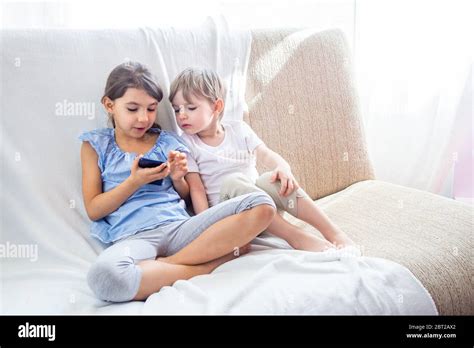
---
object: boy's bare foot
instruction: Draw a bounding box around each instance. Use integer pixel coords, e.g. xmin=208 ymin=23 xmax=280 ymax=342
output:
xmin=291 ymin=231 xmax=336 ymax=252
xmin=329 ymin=231 xmax=356 ymax=249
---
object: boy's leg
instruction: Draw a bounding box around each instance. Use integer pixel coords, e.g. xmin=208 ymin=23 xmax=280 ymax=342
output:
xmin=220 ymin=173 xmax=332 ymax=251
xmin=219 ymin=172 xmax=264 ymax=202
xmin=162 ymin=192 xmax=276 ymax=266
xmin=294 ymin=196 xmax=355 ymax=248
xmin=256 ymin=172 xmax=355 ymax=248
xmin=221 ymin=173 xmax=333 ymax=252
xmin=265 ymin=212 xmax=334 ymax=252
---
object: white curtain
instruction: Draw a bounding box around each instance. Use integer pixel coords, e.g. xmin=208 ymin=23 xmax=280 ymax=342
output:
xmin=354 ymin=0 xmax=473 ymax=198
xmin=2 ymin=0 xmax=472 ymax=199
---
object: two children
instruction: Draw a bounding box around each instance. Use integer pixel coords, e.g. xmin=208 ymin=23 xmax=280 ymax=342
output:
xmin=80 ymin=62 xmax=276 ymax=302
xmin=81 ymin=62 xmax=355 ymax=302
xmin=168 ymin=68 xmax=355 ymax=254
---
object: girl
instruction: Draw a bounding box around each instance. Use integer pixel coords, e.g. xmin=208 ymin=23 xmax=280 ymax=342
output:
xmin=169 ymin=68 xmax=357 ymax=253
xmin=80 ymin=62 xmax=276 ymax=302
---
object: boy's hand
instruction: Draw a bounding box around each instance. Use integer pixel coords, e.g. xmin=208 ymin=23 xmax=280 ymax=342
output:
xmin=270 ymin=166 xmax=300 ymax=197
xmin=168 ymin=151 xmax=188 ymax=181
xmin=130 ymin=154 xmax=170 ymax=187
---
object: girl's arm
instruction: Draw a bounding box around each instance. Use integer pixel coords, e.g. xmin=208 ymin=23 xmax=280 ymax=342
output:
xmin=255 ymin=143 xmax=299 ymax=197
xmin=81 ymin=142 xmax=169 ymax=221
xmin=185 ymin=172 xmax=209 ymax=214
xmin=81 ymin=142 xmax=139 ymax=221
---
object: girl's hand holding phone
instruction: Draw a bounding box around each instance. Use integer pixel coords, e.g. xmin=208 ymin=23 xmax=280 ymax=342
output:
xmin=130 ymin=154 xmax=170 ymax=186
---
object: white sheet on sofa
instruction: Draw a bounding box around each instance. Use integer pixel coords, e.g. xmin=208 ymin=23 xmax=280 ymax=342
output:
xmin=2 ymin=234 xmax=437 ymax=315
xmin=142 ymin=242 xmax=438 ymax=315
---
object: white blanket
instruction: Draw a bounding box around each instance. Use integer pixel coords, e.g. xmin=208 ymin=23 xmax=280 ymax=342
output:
xmin=0 ymin=22 xmax=437 ymax=315
xmin=142 ymin=238 xmax=437 ymax=315
xmin=2 ymin=234 xmax=438 ymax=315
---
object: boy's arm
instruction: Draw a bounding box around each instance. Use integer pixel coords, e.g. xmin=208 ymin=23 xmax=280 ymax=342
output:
xmin=255 ymin=143 xmax=292 ymax=172
xmin=255 ymin=143 xmax=299 ymax=196
xmin=171 ymin=177 xmax=190 ymax=200
xmin=185 ymin=172 xmax=209 ymax=214
xmin=169 ymin=150 xmax=190 ymax=200
xmin=241 ymin=115 xmax=291 ymax=172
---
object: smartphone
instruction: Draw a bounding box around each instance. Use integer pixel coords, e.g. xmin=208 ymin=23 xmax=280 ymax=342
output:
xmin=138 ymin=157 xmax=167 ymax=185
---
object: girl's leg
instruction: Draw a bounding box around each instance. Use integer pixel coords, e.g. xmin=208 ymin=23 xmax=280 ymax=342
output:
xmin=87 ymin=231 xmax=252 ymax=302
xmin=162 ymin=192 xmax=276 ymax=266
xmin=87 ymin=238 xmax=158 ymax=302
xmin=89 ymin=192 xmax=273 ymax=302
xmin=134 ymin=245 xmax=251 ymax=300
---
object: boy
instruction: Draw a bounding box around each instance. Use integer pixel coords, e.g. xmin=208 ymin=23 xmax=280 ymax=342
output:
xmin=170 ymin=68 xmax=356 ymax=251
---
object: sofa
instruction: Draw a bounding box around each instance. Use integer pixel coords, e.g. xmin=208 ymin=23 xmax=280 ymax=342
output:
xmin=1 ymin=27 xmax=472 ymax=315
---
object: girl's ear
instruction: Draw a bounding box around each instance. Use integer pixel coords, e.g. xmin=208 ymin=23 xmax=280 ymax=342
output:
xmin=213 ymin=98 xmax=224 ymax=115
xmin=102 ymin=96 xmax=115 ymax=113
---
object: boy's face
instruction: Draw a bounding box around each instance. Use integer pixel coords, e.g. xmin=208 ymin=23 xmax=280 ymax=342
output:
xmin=104 ymin=88 xmax=158 ymax=138
xmin=172 ymin=90 xmax=221 ymax=136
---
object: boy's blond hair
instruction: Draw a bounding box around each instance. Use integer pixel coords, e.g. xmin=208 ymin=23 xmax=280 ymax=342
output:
xmin=169 ymin=68 xmax=226 ymax=118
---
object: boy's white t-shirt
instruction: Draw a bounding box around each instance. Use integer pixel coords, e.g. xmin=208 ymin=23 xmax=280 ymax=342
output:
xmin=181 ymin=120 xmax=264 ymax=207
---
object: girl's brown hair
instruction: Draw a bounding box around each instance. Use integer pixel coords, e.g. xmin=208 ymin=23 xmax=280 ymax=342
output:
xmin=102 ymin=61 xmax=163 ymax=130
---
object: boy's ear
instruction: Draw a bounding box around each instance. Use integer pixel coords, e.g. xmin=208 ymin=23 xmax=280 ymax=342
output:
xmin=102 ymin=96 xmax=114 ymax=113
xmin=214 ymin=98 xmax=224 ymax=115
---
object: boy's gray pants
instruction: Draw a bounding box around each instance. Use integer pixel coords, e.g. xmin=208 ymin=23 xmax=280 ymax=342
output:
xmin=220 ymin=171 xmax=309 ymax=217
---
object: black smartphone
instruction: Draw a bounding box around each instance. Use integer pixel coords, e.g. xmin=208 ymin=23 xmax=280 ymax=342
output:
xmin=138 ymin=157 xmax=167 ymax=185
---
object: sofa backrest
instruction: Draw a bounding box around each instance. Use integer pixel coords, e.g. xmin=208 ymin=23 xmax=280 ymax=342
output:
xmin=246 ymin=29 xmax=374 ymax=199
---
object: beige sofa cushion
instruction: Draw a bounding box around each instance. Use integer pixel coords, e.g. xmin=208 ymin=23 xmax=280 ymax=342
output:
xmin=246 ymin=29 xmax=374 ymax=200
xmin=283 ymin=180 xmax=473 ymax=315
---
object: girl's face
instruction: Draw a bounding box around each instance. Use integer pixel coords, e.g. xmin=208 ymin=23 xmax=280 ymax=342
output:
xmin=171 ymin=90 xmax=222 ymax=136
xmin=104 ymin=88 xmax=158 ymax=138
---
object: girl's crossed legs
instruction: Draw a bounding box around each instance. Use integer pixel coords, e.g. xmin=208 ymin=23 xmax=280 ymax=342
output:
xmin=87 ymin=191 xmax=275 ymax=302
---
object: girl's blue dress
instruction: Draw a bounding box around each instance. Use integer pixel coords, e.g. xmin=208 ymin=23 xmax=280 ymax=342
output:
xmin=78 ymin=127 xmax=190 ymax=243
